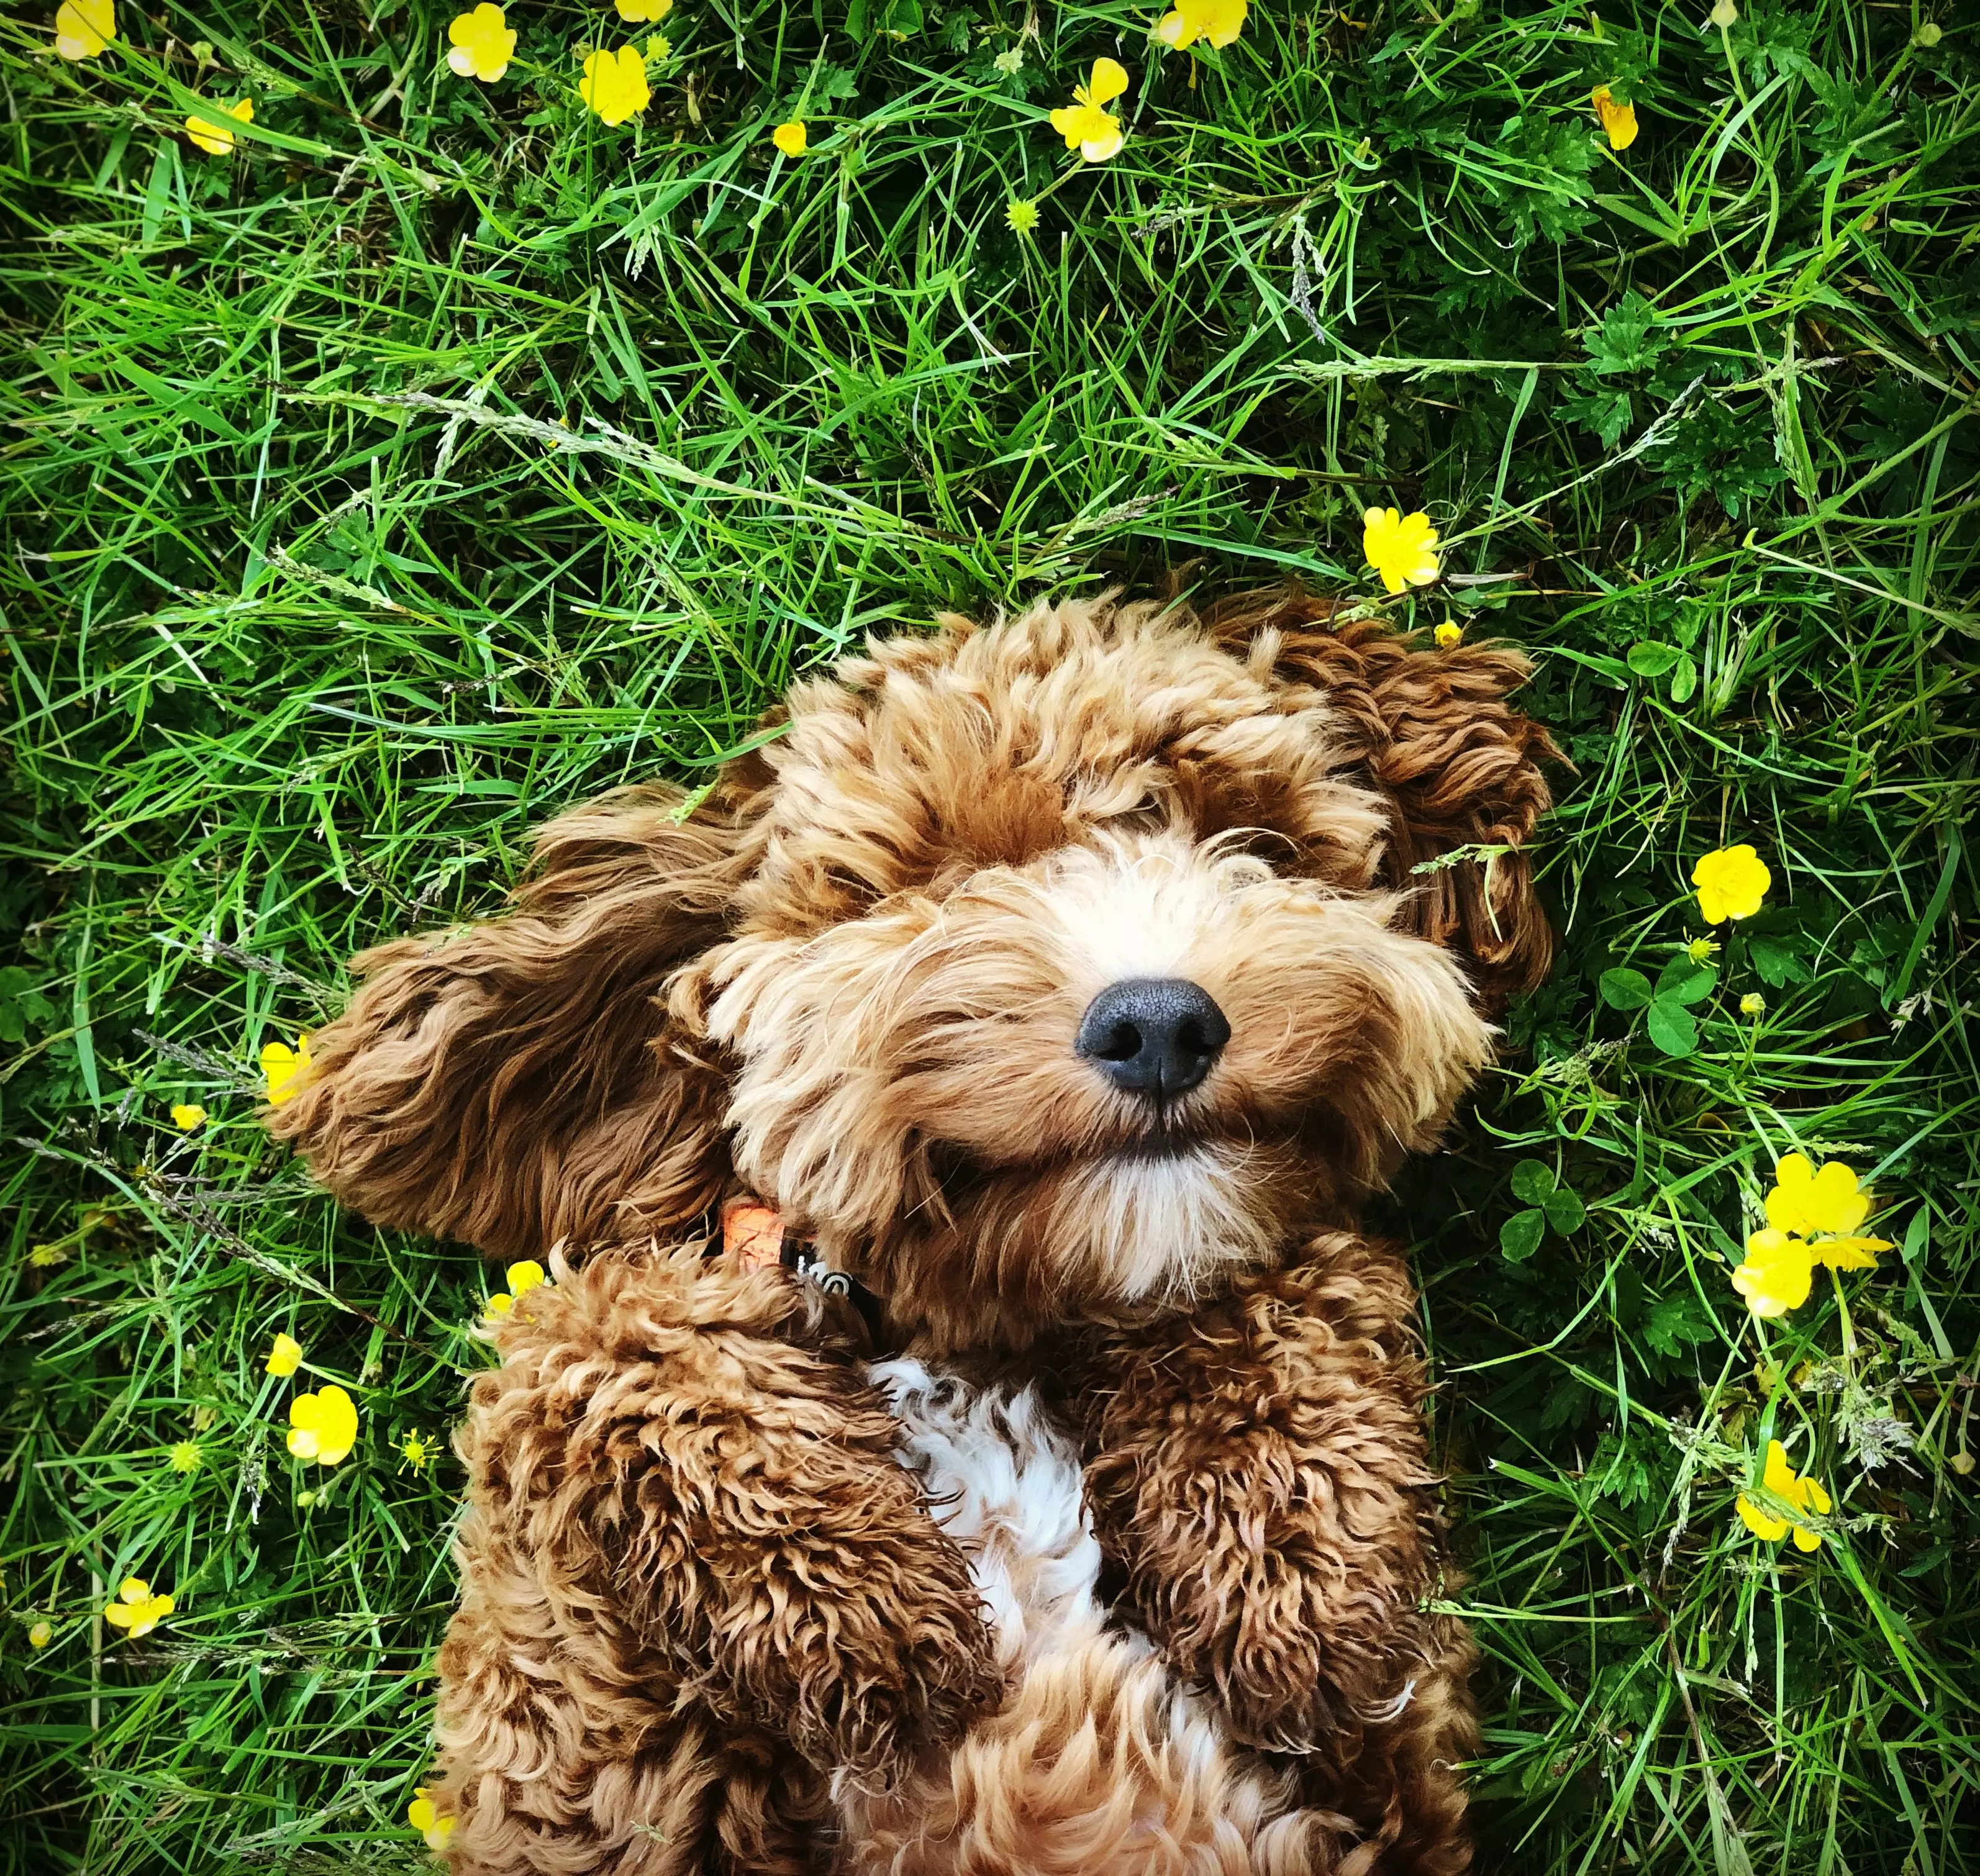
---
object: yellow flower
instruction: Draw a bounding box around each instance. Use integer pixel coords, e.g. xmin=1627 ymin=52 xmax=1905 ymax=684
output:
xmin=1049 ymin=58 xmax=1130 ymax=164
xmin=400 ymin=1432 xmax=432 ymax=1472
xmin=484 ymin=1259 xmax=550 ymax=1320
xmin=1362 ymin=507 xmax=1442 ymax=594
xmin=409 ymin=1788 xmax=456 ymax=1853
xmin=29 ymin=1620 xmax=53 ymax=1649
xmin=1591 ymin=84 xmax=1639 ymax=152
xmin=579 ymin=43 xmax=650 ymax=125
xmin=1764 ymin=1153 xmax=1870 ymax=1237
xmin=772 ymin=119 xmax=807 ymax=157
xmin=447 ymin=4 xmax=515 ymax=82
xmin=1691 ymin=845 xmax=1770 ymax=924
xmin=261 ymin=1034 xmax=313 ymax=1105
xmin=265 ymin=1331 xmax=303 ymax=1377
xmin=1005 ymin=197 xmax=1040 ymax=234
xmin=170 ymin=1103 xmax=207 ymax=1131
xmin=104 ymin=1577 xmax=175 ymax=1639
xmin=1736 ymin=1439 xmax=1832 ymax=1551
xmin=1730 ymin=1228 xmax=1813 ymax=1319
xmin=288 ymin=1384 xmax=360 ymax=1466
xmin=30 ymin=1244 xmax=65 ymax=1267
xmin=1809 ymin=1235 xmax=1889 ymax=1271
xmin=615 ymin=0 xmax=670 ymax=17
xmin=168 ymin=1441 xmax=202 ymax=1474
xmin=1687 ymin=936 xmax=1720 ymax=965
xmin=1433 ymin=620 xmax=1463 ymax=649
xmin=1155 ymin=0 xmax=1247 ymax=51
xmin=54 ymin=0 xmax=114 ymax=60
xmin=186 ymin=97 xmax=254 ymax=156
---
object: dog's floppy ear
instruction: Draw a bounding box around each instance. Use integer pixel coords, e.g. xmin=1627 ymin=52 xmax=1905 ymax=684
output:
xmin=1206 ymin=587 xmax=1561 ymax=1004
xmin=268 ymin=784 xmax=751 ymax=1261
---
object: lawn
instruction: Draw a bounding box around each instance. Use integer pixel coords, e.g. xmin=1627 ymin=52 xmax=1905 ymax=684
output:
xmin=2 ymin=0 xmax=1977 ymax=1870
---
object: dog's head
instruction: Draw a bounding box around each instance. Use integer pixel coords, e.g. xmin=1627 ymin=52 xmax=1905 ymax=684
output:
xmin=278 ymin=591 xmax=1556 ymax=1351
xmin=674 ymin=591 xmax=1555 ymax=1347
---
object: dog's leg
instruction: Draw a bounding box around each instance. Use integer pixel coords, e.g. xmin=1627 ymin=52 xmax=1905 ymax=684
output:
xmin=1056 ymin=1233 xmax=1477 ymax=1876
xmin=427 ymin=1244 xmax=1004 ymax=1875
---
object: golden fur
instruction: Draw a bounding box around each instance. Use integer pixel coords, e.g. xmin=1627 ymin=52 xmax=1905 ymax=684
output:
xmin=267 ymin=589 xmax=1557 ymax=1874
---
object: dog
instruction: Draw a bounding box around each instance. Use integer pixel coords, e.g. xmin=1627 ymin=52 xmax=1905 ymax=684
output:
xmin=268 ymin=587 xmax=1556 ymax=1875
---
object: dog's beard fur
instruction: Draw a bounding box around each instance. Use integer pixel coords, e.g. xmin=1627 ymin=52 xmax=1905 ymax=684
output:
xmin=689 ymin=827 xmax=1492 ymax=1351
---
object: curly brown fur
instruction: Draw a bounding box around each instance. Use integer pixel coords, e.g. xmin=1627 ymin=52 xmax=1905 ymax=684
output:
xmin=1051 ymin=1235 xmax=1479 ymax=1875
xmin=272 ymin=587 xmax=1556 ymax=1875
xmin=435 ymin=1243 xmax=1003 ymax=1875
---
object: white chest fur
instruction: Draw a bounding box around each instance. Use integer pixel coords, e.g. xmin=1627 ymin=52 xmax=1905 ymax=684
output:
xmin=841 ymin=1362 xmax=1351 ymax=1876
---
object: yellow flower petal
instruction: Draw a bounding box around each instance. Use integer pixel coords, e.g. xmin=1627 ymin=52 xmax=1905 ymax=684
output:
xmin=186 ymin=97 xmax=253 ymax=157
xmin=1085 ymin=57 xmax=1130 ymax=104
xmin=504 ymin=1260 xmax=547 ymax=1297
xmin=1591 ymin=84 xmax=1640 ymax=151
xmin=772 ymin=119 xmax=807 ymax=157
xmin=1433 ymin=620 xmax=1463 ymax=649
xmin=1730 ymin=1228 xmax=1813 ymax=1318
xmin=1362 ymin=507 xmax=1442 ymax=594
xmin=615 ymin=0 xmax=671 ymax=17
xmin=29 ymin=1620 xmax=52 ymax=1649
xmin=266 ymin=1331 xmax=303 ymax=1377
xmin=579 ymin=43 xmax=650 ymax=125
xmin=119 ymin=1577 xmax=150 ymax=1603
xmin=446 ymin=3 xmax=515 ymax=83
xmin=170 ymin=1103 xmax=207 ymax=1131
xmin=484 ymin=1290 xmax=514 ymax=1316
xmin=261 ymin=1034 xmax=314 ymax=1105
xmin=54 ymin=0 xmax=115 ymax=60
xmin=1691 ymin=845 xmax=1770 ymax=923
xmin=1764 ymin=1153 xmax=1870 ymax=1236
xmin=1736 ymin=1492 xmax=1787 ymax=1542
xmin=288 ymin=1385 xmax=359 ymax=1466
xmin=1155 ymin=0 xmax=1247 ymax=50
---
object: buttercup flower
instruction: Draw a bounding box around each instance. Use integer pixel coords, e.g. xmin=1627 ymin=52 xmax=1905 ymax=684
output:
xmin=1737 ymin=1439 xmax=1832 ymax=1551
xmin=1731 ymin=1228 xmax=1813 ymax=1319
xmin=54 ymin=0 xmax=114 ymax=60
xmin=401 ymin=1432 xmax=432 ymax=1472
xmin=772 ymin=119 xmax=807 ymax=157
xmin=29 ymin=1620 xmax=53 ymax=1649
xmin=168 ymin=1441 xmax=202 ymax=1474
xmin=1692 ymin=845 xmax=1770 ymax=923
xmin=1433 ymin=620 xmax=1463 ymax=649
xmin=1740 ymin=992 xmax=1765 ymax=1016
xmin=486 ymin=1259 xmax=549 ymax=1318
xmin=288 ymin=1385 xmax=360 ymax=1466
xmin=1710 ymin=0 xmax=1738 ymax=25
xmin=447 ymin=4 xmax=515 ymax=82
xmin=1765 ymin=1153 xmax=1870 ymax=1238
xmin=265 ymin=1331 xmax=302 ymax=1377
xmin=170 ymin=1103 xmax=207 ymax=1131
xmin=1005 ymin=197 xmax=1040 ymax=234
xmin=409 ymin=1787 xmax=455 ymax=1853
xmin=615 ymin=0 xmax=670 ymax=18
xmin=580 ymin=44 xmax=650 ymax=125
xmin=186 ymin=97 xmax=254 ymax=156
xmin=104 ymin=1577 xmax=174 ymax=1639
xmin=1363 ymin=507 xmax=1442 ymax=594
xmin=1049 ymin=58 xmax=1130 ymax=163
xmin=261 ymin=1034 xmax=312 ymax=1105
xmin=1687 ymin=936 xmax=1720 ymax=964
xmin=1591 ymin=84 xmax=1639 ymax=151
xmin=1155 ymin=0 xmax=1247 ymax=52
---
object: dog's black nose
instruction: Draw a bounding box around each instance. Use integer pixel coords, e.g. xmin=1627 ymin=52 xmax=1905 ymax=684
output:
xmin=1075 ymin=978 xmax=1230 ymax=1101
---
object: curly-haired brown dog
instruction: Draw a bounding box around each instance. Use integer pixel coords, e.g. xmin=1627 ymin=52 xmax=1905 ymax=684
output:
xmin=269 ymin=588 xmax=1556 ymax=1876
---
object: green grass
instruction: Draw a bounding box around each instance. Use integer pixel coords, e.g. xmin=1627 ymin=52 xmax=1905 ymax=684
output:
xmin=2 ymin=0 xmax=1977 ymax=1869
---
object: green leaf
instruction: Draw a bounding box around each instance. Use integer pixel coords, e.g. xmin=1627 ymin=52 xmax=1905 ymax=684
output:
xmin=1655 ymin=957 xmax=1718 ymax=1005
xmin=1599 ymin=967 xmax=1654 ymax=1010
xmin=1669 ymin=651 xmax=1698 ymax=703
xmin=1544 ymin=1187 xmax=1586 ymax=1234
xmin=1501 ymin=1209 xmax=1548 ymax=1262
xmin=1627 ymin=640 xmax=1682 ymax=677
xmin=1646 ymin=998 xmax=1699 ymax=1056
xmin=1748 ymin=934 xmax=1810 ymax=987
xmin=1511 ymin=1158 xmax=1557 ymax=1204
xmin=1584 ymin=289 xmax=1671 ymax=376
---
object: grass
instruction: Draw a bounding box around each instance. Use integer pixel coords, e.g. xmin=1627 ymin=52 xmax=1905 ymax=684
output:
xmin=2 ymin=0 xmax=1977 ymax=1869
